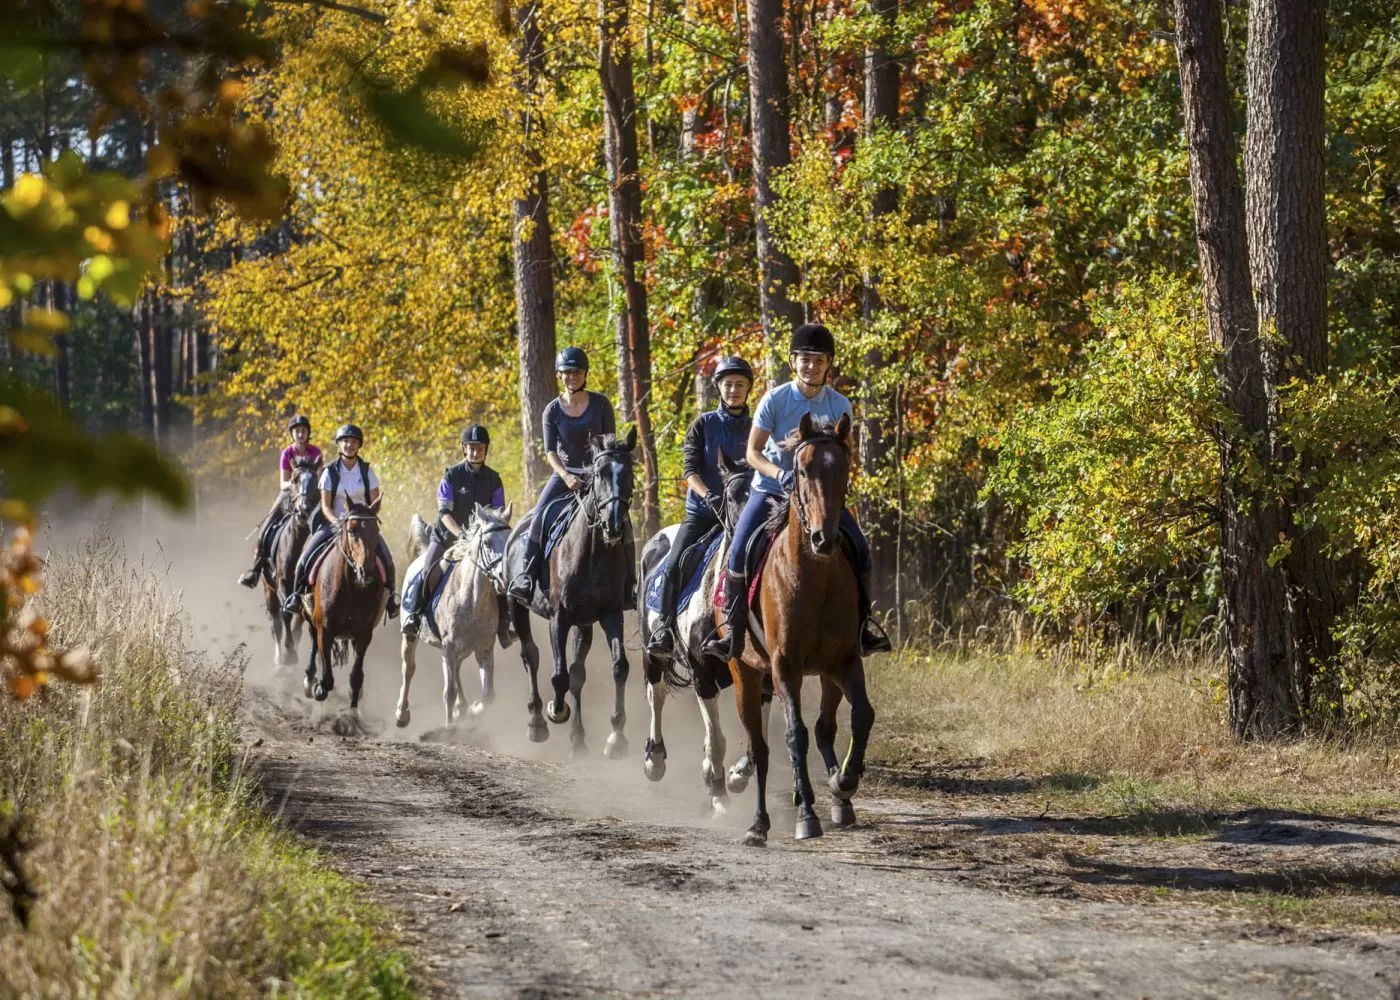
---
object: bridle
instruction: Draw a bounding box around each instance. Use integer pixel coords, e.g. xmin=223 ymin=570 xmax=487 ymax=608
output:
xmin=338 ymin=511 xmax=380 ymax=585
xmin=466 ymin=519 xmax=511 ymax=590
xmin=789 ymin=433 xmax=846 ymax=532
xmin=580 ymin=449 xmax=633 ymax=532
xmin=292 ymin=465 xmax=319 ymax=523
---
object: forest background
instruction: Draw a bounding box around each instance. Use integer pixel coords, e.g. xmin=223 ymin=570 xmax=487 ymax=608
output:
xmin=3 ymin=0 xmax=1400 ymax=736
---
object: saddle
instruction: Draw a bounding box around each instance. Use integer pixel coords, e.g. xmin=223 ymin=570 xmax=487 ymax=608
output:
xmin=644 ymin=526 xmax=721 ymax=615
xmin=307 ymin=533 xmax=389 ymax=590
xmin=505 ymin=494 xmax=578 ymax=600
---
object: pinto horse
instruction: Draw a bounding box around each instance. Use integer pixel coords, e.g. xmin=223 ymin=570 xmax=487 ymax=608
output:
xmin=638 ymin=453 xmax=765 ymax=813
xmin=264 ymin=459 xmax=320 ymax=666
xmin=503 ymin=428 xmax=636 ymax=755
xmin=723 ymin=412 xmax=875 ymax=846
xmin=302 ymin=500 xmax=388 ymax=707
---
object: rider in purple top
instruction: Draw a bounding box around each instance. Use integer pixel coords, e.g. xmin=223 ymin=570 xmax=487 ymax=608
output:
xmin=238 ymin=414 xmax=324 ymax=588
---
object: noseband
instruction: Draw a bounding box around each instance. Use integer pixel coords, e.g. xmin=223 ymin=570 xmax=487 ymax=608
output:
xmin=339 ymin=512 xmax=380 ymax=584
xmin=789 ymin=434 xmax=845 ymax=532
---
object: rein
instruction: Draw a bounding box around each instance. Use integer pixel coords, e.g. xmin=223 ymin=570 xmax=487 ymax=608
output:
xmin=788 ymin=433 xmax=845 ymax=531
xmin=338 ymin=512 xmax=380 ymax=585
xmin=579 ymin=451 xmax=633 ymax=532
xmin=467 ymin=521 xmax=511 ymax=589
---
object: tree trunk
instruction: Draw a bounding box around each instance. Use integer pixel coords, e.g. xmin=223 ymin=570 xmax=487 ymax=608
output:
xmin=859 ymin=0 xmax=900 ymax=615
xmin=1244 ymin=0 xmax=1339 ymax=713
xmin=600 ymin=0 xmax=661 ymax=539
xmin=136 ymin=290 xmax=155 ymax=436
xmin=512 ymin=2 xmax=559 ymax=495
xmin=746 ymin=0 xmax=804 ymax=368
xmin=1 ymin=134 xmax=16 ymax=353
xmin=1173 ymin=0 xmax=1298 ymax=738
xmin=52 ymin=282 xmax=71 ymax=409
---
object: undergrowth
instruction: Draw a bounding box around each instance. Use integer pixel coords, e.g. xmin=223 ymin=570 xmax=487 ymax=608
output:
xmin=0 ymin=532 xmax=415 ymax=998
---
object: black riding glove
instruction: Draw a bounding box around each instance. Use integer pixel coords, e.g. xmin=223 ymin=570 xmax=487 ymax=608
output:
xmin=704 ymin=493 xmax=725 ymax=521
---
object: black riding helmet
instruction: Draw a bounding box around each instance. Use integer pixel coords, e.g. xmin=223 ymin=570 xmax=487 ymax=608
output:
xmin=555 ymin=346 xmax=590 ymax=372
xmin=335 ymin=423 xmax=363 ymax=443
xmin=712 ymin=355 xmax=754 ymax=385
xmin=460 ymin=424 xmax=490 ymax=448
xmin=791 ymin=323 xmax=836 ymax=357
xmin=288 ymin=414 xmax=311 ymax=433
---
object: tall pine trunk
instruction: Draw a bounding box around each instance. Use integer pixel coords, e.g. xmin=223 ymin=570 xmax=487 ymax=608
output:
xmin=746 ymin=0 xmax=804 ymax=368
xmin=1173 ymin=0 xmax=1297 ymax=738
xmin=512 ymin=2 xmax=559 ymax=495
xmin=1244 ymin=0 xmax=1340 ymax=713
xmin=859 ymin=0 xmax=901 ymax=620
xmin=599 ymin=0 xmax=661 ymax=538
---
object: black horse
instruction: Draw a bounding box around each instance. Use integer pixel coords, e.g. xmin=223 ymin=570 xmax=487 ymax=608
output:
xmin=503 ymin=428 xmax=637 ymax=755
xmin=264 ymin=459 xmax=321 ymax=666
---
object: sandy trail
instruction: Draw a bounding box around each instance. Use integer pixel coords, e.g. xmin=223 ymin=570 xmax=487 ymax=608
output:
xmin=56 ymin=501 xmax=1400 ymax=998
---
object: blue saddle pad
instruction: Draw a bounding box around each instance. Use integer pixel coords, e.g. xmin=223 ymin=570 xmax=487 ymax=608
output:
xmin=644 ymin=532 xmax=721 ymax=615
xmin=540 ymin=495 xmax=578 ymax=564
xmin=416 ymin=558 xmax=460 ymax=641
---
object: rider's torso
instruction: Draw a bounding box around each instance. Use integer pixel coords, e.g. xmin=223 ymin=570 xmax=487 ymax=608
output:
xmin=684 ymin=406 xmax=751 ymax=515
xmin=543 ymin=392 xmax=616 ymax=471
xmin=436 ymin=462 xmax=505 ymax=541
xmin=752 ymin=382 xmax=853 ymax=497
xmin=321 ymin=458 xmax=379 ymax=518
xmin=280 ymin=443 xmax=323 ymax=473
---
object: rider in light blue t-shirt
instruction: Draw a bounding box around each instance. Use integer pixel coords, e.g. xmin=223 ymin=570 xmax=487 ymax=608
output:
xmin=702 ymin=323 xmax=893 ymax=662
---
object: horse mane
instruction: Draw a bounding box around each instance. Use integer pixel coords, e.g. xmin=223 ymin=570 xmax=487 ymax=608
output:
xmin=291 ymin=455 xmax=321 ymax=471
xmin=473 ymin=504 xmax=511 ymax=528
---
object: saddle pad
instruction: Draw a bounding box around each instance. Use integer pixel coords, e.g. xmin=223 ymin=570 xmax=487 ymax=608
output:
xmin=540 ymin=495 xmax=577 ymax=564
xmin=425 ymin=559 xmax=460 ymax=641
xmin=309 ymin=539 xmax=389 ymax=590
xmin=644 ymin=531 xmax=721 ymax=615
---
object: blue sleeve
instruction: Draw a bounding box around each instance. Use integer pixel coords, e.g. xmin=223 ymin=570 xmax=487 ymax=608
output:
xmin=491 ymin=485 xmax=505 ymax=508
xmin=754 ymin=387 xmax=779 ymax=434
xmin=436 ymin=475 xmax=453 ymax=513
xmin=542 ymin=401 xmax=559 ymax=456
xmin=840 ymin=394 xmax=855 ymax=425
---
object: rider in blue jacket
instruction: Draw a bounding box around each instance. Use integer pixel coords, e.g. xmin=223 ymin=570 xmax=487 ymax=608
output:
xmin=702 ymin=324 xmax=892 ymax=661
xmin=647 ymin=355 xmax=753 ymax=657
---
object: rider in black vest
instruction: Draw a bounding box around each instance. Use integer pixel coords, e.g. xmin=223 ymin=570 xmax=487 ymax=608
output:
xmin=402 ymin=424 xmax=512 ymax=645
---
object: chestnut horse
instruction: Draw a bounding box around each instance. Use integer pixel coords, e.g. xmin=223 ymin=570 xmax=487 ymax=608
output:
xmin=722 ymin=412 xmax=875 ymax=846
xmin=263 ymin=459 xmax=320 ymax=666
xmin=302 ymin=500 xmax=387 ymax=708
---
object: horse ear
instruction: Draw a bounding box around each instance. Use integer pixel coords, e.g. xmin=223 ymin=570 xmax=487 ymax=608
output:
xmin=624 ymin=425 xmax=637 ymax=451
xmin=717 ymin=451 xmax=733 ymax=477
xmin=369 ymin=496 xmax=383 ymax=515
xmin=473 ymin=502 xmax=486 ymax=522
xmin=836 ymin=412 xmax=852 ymax=441
xmin=799 ymin=412 xmax=815 ymax=440
xmin=504 ymin=501 xmax=514 ymax=521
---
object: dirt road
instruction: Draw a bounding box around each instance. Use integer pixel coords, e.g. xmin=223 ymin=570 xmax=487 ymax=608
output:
xmin=102 ymin=505 xmax=1400 ymax=997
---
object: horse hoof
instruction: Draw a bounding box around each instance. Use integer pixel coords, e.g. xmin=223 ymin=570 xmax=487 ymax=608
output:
xmin=303 ymin=676 xmax=314 ymax=699
xmin=546 ymin=701 xmax=571 ymax=725
xmin=395 ymin=709 xmax=410 ymax=729
xmin=827 ymin=771 xmax=856 ymax=800
xmin=795 ymin=815 xmax=824 ymax=841
xmin=831 ymin=798 xmax=856 ymax=828
xmin=709 ymin=796 xmax=729 ymax=818
xmin=570 ymin=740 xmax=589 ymax=759
xmin=469 ymin=700 xmax=488 ymax=717
xmin=527 ymin=719 xmax=549 ymax=743
xmin=726 ymin=757 xmax=753 ymax=795
xmin=642 ymin=740 xmax=666 ymax=781
xmin=743 ymin=827 xmax=768 ymax=848
xmin=313 ymin=684 xmax=330 ymax=702
xmin=603 ymin=732 xmax=628 ymax=759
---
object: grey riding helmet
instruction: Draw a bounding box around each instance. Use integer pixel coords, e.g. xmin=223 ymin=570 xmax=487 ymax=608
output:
xmin=335 ymin=423 xmax=363 ymax=443
xmin=555 ymin=346 xmax=589 ymax=372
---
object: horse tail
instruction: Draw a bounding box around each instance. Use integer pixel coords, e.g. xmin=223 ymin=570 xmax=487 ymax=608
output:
xmin=408 ymin=513 xmax=431 ymax=559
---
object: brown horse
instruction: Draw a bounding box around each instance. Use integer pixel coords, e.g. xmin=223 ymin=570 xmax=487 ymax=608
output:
xmin=302 ymin=500 xmax=388 ymax=708
xmin=263 ymin=459 xmax=320 ymax=666
xmin=724 ymin=412 xmax=875 ymax=846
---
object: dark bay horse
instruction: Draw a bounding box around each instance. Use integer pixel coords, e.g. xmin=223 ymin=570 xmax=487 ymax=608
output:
xmin=503 ymin=428 xmax=636 ymax=755
xmin=264 ymin=459 xmax=320 ymax=666
xmin=723 ymin=413 xmax=875 ymax=846
xmin=301 ymin=500 xmax=388 ymax=709
xmin=638 ymin=453 xmax=758 ymax=813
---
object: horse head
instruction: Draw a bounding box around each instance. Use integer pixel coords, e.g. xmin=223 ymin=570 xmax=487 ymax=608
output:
xmin=715 ymin=451 xmax=752 ymax=534
xmin=469 ymin=502 xmax=513 ymax=582
xmin=793 ymin=412 xmax=851 ymax=559
xmin=339 ymin=500 xmax=382 ymax=585
xmin=585 ymin=427 xmax=636 ymax=544
xmin=291 ymin=459 xmax=321 ymax=523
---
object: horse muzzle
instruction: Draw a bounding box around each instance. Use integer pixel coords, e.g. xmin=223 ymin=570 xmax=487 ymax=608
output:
xmin=809 ymin=530 xmax=837 ymax=559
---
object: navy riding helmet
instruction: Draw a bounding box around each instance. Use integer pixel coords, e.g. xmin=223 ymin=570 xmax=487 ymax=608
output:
xmin=461 ymin=423 xmax=490 ymax=447
xmin=555 ymin=346 xmax=589 ymax=372
xmin=791 ymin=322 xmax=836 ymax=357
xmin=712 ymin=355 xmax=754 ymax=385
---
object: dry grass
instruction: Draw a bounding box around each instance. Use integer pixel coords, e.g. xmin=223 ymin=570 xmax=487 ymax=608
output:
xmin=0 ymin=532 xmax=414 ymax=998
xmin=867 ymin=646 xmax=1400 ymax=814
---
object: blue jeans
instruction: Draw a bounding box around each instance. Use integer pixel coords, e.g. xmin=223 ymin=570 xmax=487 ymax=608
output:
xmin=726 ymin=491 xmax=871 ymax=577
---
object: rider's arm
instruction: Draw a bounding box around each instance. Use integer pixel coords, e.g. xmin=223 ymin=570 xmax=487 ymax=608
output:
xmin=320 ymin=489 xmax=336 ymax=523
xmin=746 ymin=425 xmax=783 ymax=482
xmin=368 ymin=486 xmax=382 ymax=513
xmin=682 ymin=417 xmax=710 ymax=497
xmin=278 ymin=449 xmax=293 ymax=490
xmin=441 ymin=513 xmax=464 ymax=538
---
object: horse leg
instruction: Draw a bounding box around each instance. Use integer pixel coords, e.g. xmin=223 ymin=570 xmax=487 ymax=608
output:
xmin=471 ymin=646 xmax=494 ymax=716
xmin=314 ymin=625 xmax=336 ymax=701
xmin=267 ymin=592 xmax=284 ymax=665
xmin=441 ymin=643 xmax=459 ymax=727
xmin=600 ymin=611 xmax=628 ymax=760
xmin=396 ymin=632 xmax=417 ymax=728
xmin=774 ymin=661 xmax=821 ymax=841
xmin=545 ymin=611 xmax=572 ymax=725
xmin=303 ymin=626 xmax=318 ymax=699
xmin=727 ymin=682 xmax=772 ymax=793
xmin=348 ymin=636 xmax=368 ymax=712
xmin=832 ymin=656 xmax=875 ymax=802
xmin=566 ymin=623 xmax=592 ymax=756
xmin=733 ymin=664 xmax=770 ymax=846
xmin=643 ymin=659 xmax=667 ymax=781
xmin=815 ymin=676 xmax=853 ymax=827
xmin=698 ymin=684 xmax=728 ymax=814
xmin=516 ymin=601 xmax=548 ymax=743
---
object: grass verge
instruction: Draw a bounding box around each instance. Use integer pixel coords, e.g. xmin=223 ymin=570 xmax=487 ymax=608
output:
xmin=0 ymin=532 xmax=416 ymax=997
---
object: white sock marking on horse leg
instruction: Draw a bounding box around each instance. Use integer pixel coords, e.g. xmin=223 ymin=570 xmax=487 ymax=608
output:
xmin=647 ymin=679 xmax=667 ymax=743
xmin=699 ymin=693 xmax=724 ymax=783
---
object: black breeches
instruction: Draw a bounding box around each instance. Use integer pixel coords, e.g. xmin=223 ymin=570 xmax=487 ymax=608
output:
xmin=660 ymin=508 xmax=720 ymax=617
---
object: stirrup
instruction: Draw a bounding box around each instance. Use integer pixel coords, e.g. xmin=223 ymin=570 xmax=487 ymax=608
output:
xmin=507 ymin=572 xmax=534 ymax=602
xmin=647 ymin=625 xmax=675 ymax=656
xmin=402 ymin=613 xmax=421 ymax=639
xmin=860 ymin=617 xmax=893 ymax=655
xmin=238 ymin=568 xmax=260 ymax=588
xmin=282 ymin=592 xmax=302 ymax=616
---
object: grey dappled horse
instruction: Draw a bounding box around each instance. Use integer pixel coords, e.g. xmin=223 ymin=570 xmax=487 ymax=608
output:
xmin=397 ymin=506 xmax=512 ymax=728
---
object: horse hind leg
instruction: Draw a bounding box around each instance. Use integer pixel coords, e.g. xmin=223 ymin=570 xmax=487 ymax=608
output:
xmin=643 ymin=666 xmax=667 ymax=782
xmin=815 ymin=676 xmax=853 ymax=827
xmin=470 ymin=646 xmax=495 ymax=716
xmin=727 ymin=682 xmax=772 ymax=794
xmin=396 ymin=632 xmax=417 ymax=728
xmin=441 ymin=645 xmax=459 ymax=726
xmin=313 ymin=627 xmax=335 ymax=702
xmin=775 ymin=662 xmax=821 ymax=841
xmin=698 ymin=691 xmax=728 ymax=815
xmin=733 ymin=663 xmax=770 ymax=847
xmin=515 ymin=601 xmax=548 ymax=743
xmin=833 ymin=656 xmax=875 ymax=803
xmin=601 ymin=611 xmax=628 ymax=760
xmin=348 ymin=637 xmax=368 ymax=712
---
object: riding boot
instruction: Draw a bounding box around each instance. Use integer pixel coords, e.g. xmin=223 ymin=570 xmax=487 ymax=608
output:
xmin=647 ymin=614 xmax=676 ymax=656
xmin=495 ymin=593 xmax=516 ymax=648
xmin=237 ymin=560 xmax=263 ymax=589
xmin=401 ymin=574 xmax=424 ymax=638
xmin=856 ymin=571 xmax=893 ymax=655
xmin=508 ymin=537 xmax=541 ymax=602
xmin=702 ymin=570 xmax=747 ymax=662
